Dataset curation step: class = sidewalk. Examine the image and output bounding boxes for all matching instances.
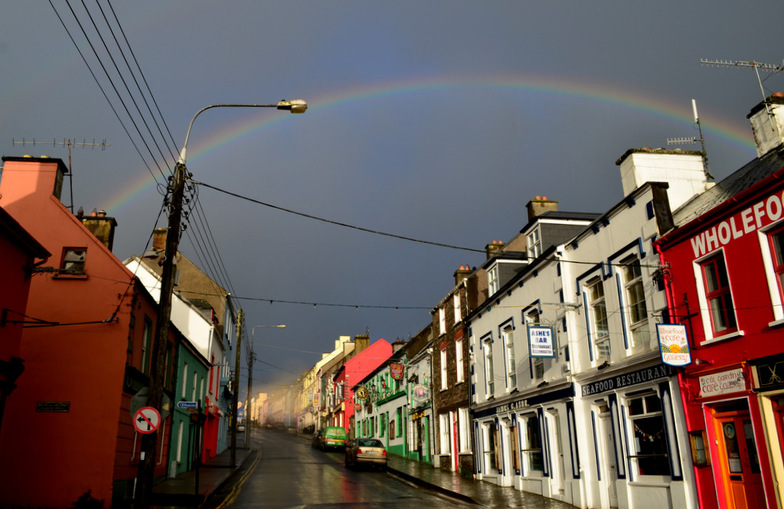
[385,452,576,508]
[151,439,254,508]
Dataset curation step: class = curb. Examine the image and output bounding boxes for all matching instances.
[386,466,479,505]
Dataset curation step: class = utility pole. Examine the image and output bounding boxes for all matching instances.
[230,310,244,467]
[137,161,187,507]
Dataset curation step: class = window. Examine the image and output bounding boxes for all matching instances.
[440,413,451,454]
[483,339,494,397]
[524,415,544,471]
[769,227,784,299]
[488,265,500,296]
[527,227,542,259]
[701,255,737,335]
[628,393,671,476]
[622,258,650,351]
[141,317,153,375]
[182,363,188,398]
[588,280,610,360]
[60,247,86,275]
[455,338,465,383]
[440,346,448,390]
[458,408,471,452]
[453,293,462,324]
[502,326,516,388]
[439,307,446,336]
[527,310,544,379]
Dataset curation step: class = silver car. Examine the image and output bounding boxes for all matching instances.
[344,438,387,470]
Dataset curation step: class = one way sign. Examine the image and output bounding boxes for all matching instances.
[133,406,161,434]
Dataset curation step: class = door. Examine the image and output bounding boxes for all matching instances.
[714,411,765,509]
[599,412,619,508]
[548,412,566,496]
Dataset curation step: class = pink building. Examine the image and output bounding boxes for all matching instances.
[331,338,392,436]
[0,156,175,507]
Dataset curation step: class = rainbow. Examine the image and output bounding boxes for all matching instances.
[102,75,757,213]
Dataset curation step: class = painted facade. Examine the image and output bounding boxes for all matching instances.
[0,156,175,507]
[655,95,784,509]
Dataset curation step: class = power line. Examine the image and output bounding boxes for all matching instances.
[190,179,485,253]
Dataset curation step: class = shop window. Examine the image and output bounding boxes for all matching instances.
[523,414,544,471]
[701,254,737,336]
[628,393,671,476]
[588,279,610,360]
[689,431,710,467]
[622,257,650,351]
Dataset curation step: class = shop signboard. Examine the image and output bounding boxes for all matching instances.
[657,323,691,366]
[528,326,556,358]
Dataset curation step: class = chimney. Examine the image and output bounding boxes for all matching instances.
[526,196,558,221]
[454,265,472,286]
[615,148,707,211]
[81,210,117,251]
[353,334,369,353]
[748,92,784,157]
[485,240,505,260]
[392,339,406,352]
[153,228,167,251]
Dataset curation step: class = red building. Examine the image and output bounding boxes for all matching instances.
[0,206,50,433]
[655,95,784,508]
[0,156,175,507]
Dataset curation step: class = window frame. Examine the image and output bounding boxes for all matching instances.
[587,278,611,361]
[698,253,738,338]
[440,346,448,391]
[482,336,494,398]
[59,247,87,277]
[527,309,545,379]
[527,227,542,259]
[621,257,650,352]
[626,393,672,478]
[502,325,516,389]
[455,338,465,383]
[488,265,500,296]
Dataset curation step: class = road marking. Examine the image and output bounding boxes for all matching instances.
[215,441,262,508]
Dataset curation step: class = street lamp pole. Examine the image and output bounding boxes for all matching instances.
[247,325,286,445]
[137,100,305,508]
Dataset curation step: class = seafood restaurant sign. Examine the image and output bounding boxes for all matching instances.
[581,364,675,397]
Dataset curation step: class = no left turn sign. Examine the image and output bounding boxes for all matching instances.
[133,406,161,434]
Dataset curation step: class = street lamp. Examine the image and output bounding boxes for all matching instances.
[247,325,286,444]
[138,101,305,507]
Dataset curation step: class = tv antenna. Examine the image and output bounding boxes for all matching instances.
[11,138,110,213]
[667,99,713,180]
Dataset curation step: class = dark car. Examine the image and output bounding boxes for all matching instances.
[319,426,348,451]
[311,429,323,448]
[344,438,387,470]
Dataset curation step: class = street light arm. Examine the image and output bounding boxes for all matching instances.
[178,101,307,164]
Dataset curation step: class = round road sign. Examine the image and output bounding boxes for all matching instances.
[133,406,161,434]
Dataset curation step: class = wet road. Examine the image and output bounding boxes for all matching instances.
[207,429,473,509]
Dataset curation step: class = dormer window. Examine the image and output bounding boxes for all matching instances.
[488,265,499,295]
[527,227,542,259]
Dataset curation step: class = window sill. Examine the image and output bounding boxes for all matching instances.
[52,274,88,280]
[701,330,745,346]
[768,318,784,329]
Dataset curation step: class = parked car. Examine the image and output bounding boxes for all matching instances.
[311,429,323,448]
[344,438,387,470]
[319,426,348,451]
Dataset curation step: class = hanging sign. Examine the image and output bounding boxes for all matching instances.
[390,363,405,380]
[412,384,430,404]
[657,324,691,366]
[355,386,369,401]
[529,326,556,358]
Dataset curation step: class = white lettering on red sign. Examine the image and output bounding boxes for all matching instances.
[690,190,784,258]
